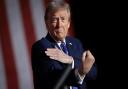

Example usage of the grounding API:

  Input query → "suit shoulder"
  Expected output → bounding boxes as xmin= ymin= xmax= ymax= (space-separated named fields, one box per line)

xmin=66 ymin=36 xmax=82 ymax=44
xmin=32 ymin=37 xmax=54 ymax=50
xmin=32 ymin=37 xmax=46 ymax=48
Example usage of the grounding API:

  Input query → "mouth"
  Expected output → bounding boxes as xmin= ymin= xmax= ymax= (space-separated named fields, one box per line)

xmin=55 ymin=29 xmax=63 ymax=33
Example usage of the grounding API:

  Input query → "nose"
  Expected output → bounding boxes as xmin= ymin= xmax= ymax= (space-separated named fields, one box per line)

xmin=56 ymin=19 xmax=62 ymax=28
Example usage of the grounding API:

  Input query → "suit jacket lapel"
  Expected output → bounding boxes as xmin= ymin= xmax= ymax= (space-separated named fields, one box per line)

xmin=66 ymin=37 xmax=75 ymax=57
xmin=45 ymin=34 xmax=58 ymax=48
xmin=45 ymin=34 xmax=75 ymax=55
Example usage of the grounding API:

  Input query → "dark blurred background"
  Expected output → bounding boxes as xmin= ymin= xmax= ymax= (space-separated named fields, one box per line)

xmin=69 ymin=0 xmax=127 ymax=89
xmin=69 ymin=1 xmax=104 ymax=89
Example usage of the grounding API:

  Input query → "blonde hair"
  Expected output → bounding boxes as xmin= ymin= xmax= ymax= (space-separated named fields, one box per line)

xmin=44 ymin=0 xmax=71 ymax=20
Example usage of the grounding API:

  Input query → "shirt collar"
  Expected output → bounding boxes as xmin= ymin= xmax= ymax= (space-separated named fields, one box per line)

xmin=57 ymin=39 xmax=66 ymax=47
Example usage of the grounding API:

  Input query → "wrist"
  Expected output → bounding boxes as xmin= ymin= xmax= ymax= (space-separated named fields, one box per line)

xmin=69 ymin=56 xmax=73 ymax=64
xmin=78 ymin=68 xmax=87 ymax=76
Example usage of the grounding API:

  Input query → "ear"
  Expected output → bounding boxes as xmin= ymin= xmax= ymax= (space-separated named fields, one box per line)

xmin=67 ymin=20 xmax=70 ymax=29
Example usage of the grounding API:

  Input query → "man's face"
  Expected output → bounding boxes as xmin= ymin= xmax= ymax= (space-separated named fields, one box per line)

xmin=46 ymin=9 xmax=70 ymax=41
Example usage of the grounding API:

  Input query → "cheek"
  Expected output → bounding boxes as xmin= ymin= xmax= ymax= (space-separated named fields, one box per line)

xmin=64 ymin=23 xmax=70 ymax=31
xmin=51 ymin=23 xmax=57 ymax=27
xmin=48 ymin=24 xmax=56 ymax=32
xmin=65 ymin=21 xmax=70 ymax=29
xmin=47 ymin=21 xmax=56 ymax=28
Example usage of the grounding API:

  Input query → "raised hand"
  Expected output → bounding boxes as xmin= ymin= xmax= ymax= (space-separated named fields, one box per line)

xmin=45 ymin=48 xmax=73 ymax=64
xmin=78 ymin=50 xmax=95 ymax=76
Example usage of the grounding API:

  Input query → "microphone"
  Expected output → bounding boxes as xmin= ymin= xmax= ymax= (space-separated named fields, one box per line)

xmin=54 ymin=64 xmax=72 ymax=89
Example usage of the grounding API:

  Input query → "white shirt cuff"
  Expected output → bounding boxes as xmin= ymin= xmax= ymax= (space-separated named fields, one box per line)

xmin=77 ymin=72 xmax=86 ymax=84
xmin=71 ymin=58 xmax=74 ymax=69
xmin=71 ymin=58 xmax=85 ymax=84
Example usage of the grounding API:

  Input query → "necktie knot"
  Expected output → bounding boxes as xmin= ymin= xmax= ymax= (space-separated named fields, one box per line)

xmin=60 ymin=42 xmax=68 ymax=54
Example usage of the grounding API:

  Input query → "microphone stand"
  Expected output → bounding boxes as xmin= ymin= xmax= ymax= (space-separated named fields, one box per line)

xmin=54 ymin=64 xmax=72 ymax=89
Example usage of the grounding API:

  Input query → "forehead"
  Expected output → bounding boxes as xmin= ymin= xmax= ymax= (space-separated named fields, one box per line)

xmin=48 ymin=8 xmax=69 ymax=17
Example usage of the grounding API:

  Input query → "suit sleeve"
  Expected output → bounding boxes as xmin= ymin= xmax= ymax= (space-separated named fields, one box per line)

xmin=31 ymin=42 xmax=74 ymax=88
xmin=66 ymin=39 xmax=97 ymax=86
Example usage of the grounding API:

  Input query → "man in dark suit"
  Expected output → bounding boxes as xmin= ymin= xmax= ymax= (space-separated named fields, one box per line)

xmin=31 ymin=1 xmax=97 ymax=89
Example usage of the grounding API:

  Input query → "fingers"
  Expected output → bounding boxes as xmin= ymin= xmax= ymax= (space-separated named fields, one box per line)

xmin=86 ymin=50 xmax=95 ymax=62
xmin=45 ymin=48 xmax=61 ymax=61
xmin=45 ymin=48 xmax=73 ymax=64
xmin=79 ymin=50 xmax=95 ymax=75
xmin=45 ymin=48 xmax=65 ymax=59
xmin=82 ymin=51 xmax=86 ymax=61
xmin=45 ymin=48 xmax=57 ymax=55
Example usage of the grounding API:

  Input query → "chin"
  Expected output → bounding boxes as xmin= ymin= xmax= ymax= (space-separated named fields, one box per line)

xmin=56 ymin=36 xmax=65 ymax=41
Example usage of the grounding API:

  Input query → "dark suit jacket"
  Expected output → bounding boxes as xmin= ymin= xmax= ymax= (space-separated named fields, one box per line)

xmin=31 ymin=34 xmax=97 ymax=89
